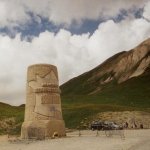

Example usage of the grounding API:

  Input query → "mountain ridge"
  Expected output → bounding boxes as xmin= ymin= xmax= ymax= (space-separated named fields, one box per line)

xmin=61 ymin=38 xmax=150 ymax=96
xmin=59 ymin=38 xmax=150 ymax=128
xmin=0 ymin=38 xmax=150 ymax=132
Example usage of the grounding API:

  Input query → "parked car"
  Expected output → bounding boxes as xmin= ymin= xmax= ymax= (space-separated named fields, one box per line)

xmin=103 ymin=121 xmax=123 ymax=130
xmin=90 ymin=121 xmax=104 ymax=131
xmin=90 ymin=121 xmax=123 ymax=131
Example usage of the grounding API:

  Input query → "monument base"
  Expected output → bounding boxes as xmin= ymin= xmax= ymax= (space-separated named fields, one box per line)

xmin=21 ymin=120 xmax=66 ymax=139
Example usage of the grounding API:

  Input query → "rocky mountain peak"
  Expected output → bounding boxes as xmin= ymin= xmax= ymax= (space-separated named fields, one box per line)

xmin=61 ymin=38 xmax=150 ymax=95
xmin=89 ymin=38 xmax=150 ymax=84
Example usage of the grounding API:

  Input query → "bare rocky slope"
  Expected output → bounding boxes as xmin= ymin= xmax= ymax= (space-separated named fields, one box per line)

xmin=61 ymin=38 xmax=150 ymax=95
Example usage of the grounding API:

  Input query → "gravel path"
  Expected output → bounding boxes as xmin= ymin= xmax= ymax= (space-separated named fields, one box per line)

xmin=0 ymin=129 xmax=149 ymax=150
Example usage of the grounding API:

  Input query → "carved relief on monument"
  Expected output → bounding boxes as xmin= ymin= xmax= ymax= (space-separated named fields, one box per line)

xmin=41 ymin=94 xmax=60 ymax=104
xmin=27 ymin=65 xmax=58 ymax=83
xmin=34 ymin=113 xmax=49 ymax=120
xmin=21 ymin=64 xmax=66 ymax=139
xmin=33 ymin=102 xmax=62 ymax=120
xmin=28 ymin=71 xmax=58 ymax=89
xmin=27 ymin=69 xmax=62 ymax=120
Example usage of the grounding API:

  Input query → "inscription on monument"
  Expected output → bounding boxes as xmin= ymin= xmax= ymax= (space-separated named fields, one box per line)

xmin=41 ymin=94 xmax=60 ymax=104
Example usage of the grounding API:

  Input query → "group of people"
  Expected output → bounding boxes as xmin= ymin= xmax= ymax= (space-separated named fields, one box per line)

xmin=123 ymin=121 xmax=143 ymax=129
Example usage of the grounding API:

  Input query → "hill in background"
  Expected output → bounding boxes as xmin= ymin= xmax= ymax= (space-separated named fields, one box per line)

xmin=0 ymin=102 xmax=24 ymax=135
xmin=61 ymin=38 xmax=150 ymax=128
xmin=0 ymin=38 xmax=150 ymax=134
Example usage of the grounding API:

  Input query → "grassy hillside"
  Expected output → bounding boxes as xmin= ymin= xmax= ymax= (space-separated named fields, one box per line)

xmin=60 ymin=37 xmax=150 ymax=128
xmin=0 ymin=102 xmax=24 ymax=135
xmin=0 ymin=70 xmax=149 ymax=134
xmin=0 ymin=39 xmax=150 ymax=134
xmin=61 ymin=68 xmax=150 ymax=128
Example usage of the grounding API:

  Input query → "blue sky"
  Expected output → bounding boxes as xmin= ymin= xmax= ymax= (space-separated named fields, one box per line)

xmin=0 ymin=5 xmax=145 ymax=37
xmin=0 ymin=0 xmax=150 ymax=105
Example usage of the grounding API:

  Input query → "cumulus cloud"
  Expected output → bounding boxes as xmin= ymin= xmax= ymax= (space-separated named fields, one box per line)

xmin=0 ymin=11 xmax=150 ymax=105
xmin=0 ymin=0 xmax=148 ymax=28
xmin=143 ymin=1 xmax=150 ymax=20
xmin=0 ymin=0 xmax=30 ymax=28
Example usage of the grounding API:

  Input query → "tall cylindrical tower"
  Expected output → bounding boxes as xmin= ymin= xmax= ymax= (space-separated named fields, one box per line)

xmin=21 ymin=64 xmax=66 ymax=139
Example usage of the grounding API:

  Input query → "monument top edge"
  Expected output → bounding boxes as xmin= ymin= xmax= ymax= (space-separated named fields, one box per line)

xmin=28 ymin=64 xmax=57 ymax=69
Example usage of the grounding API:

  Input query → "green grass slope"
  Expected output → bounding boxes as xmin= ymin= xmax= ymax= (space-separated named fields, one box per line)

xmin=0 ymin=40 xmax=150 ymax=133
xmin=60 ymin=39 xmax=150 ymax=128
xmin=61 ymin=67 xmax=150 ymax=128
xmin=0 ymin=69 xmax=149 ymax=134
xmin=0 ymin=102 xmax=24 ymax=135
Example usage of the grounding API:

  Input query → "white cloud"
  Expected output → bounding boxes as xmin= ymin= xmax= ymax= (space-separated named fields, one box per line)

xmin=0 ymin=11 xmax=150 ymax=105
xmin=0 ymin=0 xmax=148 ymax=28
xmin=0 ymin=0 xmax=30 ymax=28
xmin=143 ymin=1 xmax=150 ymax=20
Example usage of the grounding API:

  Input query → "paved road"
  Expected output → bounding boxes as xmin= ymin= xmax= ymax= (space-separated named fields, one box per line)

xmin=128 ymin=139 xmax=150 ymax=150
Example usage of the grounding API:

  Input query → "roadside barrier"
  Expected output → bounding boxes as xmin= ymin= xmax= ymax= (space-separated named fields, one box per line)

xmin=67 ymin=129 xmax=125 ymax=139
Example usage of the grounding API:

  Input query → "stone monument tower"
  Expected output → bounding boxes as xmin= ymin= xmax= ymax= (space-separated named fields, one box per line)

xmin=21 ymin=64 xmax=66 ymax=139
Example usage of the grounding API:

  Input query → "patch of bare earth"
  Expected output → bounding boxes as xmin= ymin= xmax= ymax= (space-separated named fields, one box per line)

xmin=95 ymin=111 xmax=150 ymax=128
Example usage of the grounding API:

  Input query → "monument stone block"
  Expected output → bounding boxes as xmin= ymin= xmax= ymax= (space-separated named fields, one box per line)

xmin=21 ymin=64 xmax=66 ymax=139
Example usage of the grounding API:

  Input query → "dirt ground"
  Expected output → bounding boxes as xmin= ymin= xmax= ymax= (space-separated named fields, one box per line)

xmin=95 ymin=111 xmax=150 ymax=129
xmin=0 ymin=129 xmax=149 ymax=150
